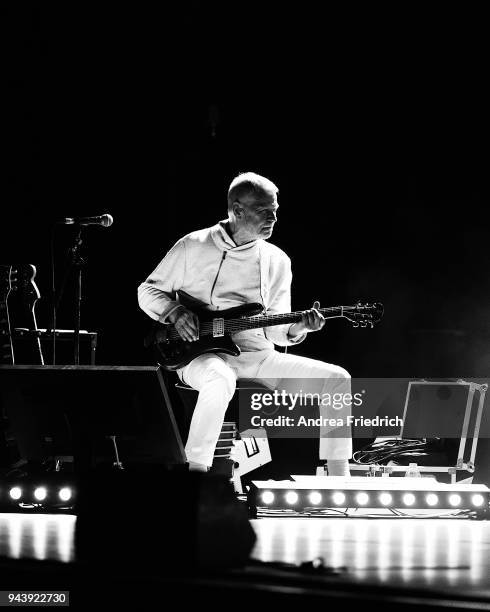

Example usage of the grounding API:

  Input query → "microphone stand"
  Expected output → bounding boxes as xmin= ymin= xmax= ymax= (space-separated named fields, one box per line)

xmin=71 ymin=228 xmax=85 ymax=365
xmin=52 ymin=227 xmax=86 ymax=365
xmin=51 ymin=217 xmax=110 ymax=365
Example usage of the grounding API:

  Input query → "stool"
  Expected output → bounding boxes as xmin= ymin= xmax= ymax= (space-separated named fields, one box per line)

xmin=214 ymin=422 xmax=237 ymax=460
xmin=212 ymin=421 xmax=238 ymax=478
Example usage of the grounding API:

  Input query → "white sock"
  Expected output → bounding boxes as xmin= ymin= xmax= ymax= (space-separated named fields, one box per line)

xmin=326 ymin=459 xmax=350 ymax=477
xmin=188 ymin=461 xmax=209 ymax=472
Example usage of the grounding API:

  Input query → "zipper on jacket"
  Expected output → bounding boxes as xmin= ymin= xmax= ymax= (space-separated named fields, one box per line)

xmin=210 ymin=251 xmax=227 ymax=305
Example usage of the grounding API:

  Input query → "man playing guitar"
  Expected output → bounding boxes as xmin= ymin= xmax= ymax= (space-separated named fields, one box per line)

xmin=138 ymin=172 xmax=352 ymax=475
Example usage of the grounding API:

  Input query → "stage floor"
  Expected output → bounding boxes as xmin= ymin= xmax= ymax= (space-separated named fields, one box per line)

xmin=0 ymin=512 xmax=489 ymax=604
xmin=0 ymin=513 xmax=75 ymax=563
xmin=250 ymin=516 xmax=490 ymax=594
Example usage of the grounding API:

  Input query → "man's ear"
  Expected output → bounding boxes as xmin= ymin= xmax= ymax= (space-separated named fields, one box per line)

xmin=232 ymin=201 xmax=243 ymax=218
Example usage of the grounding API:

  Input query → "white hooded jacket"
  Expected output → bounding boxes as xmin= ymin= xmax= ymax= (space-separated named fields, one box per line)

xmin=137 ymin=221 xmax=306 ymax=352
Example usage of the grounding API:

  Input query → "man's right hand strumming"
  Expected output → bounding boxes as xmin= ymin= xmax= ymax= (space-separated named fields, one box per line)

xmin=168 ymin=305 xmax=200 ymax=342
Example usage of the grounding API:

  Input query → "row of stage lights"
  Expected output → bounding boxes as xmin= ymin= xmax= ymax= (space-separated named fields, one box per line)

xmin=1 ymin=485 xmax=74 ymax=507
xmin=256 ymin=490 xmax=488 ymax=510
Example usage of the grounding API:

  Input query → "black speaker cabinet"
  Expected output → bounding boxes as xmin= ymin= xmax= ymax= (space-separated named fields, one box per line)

xmin=75 ymin=470 xmax=256 ymax=572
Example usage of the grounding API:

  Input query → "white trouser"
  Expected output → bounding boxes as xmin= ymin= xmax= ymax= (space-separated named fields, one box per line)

xmin=178 ymin=349 xmax=353 ymax=468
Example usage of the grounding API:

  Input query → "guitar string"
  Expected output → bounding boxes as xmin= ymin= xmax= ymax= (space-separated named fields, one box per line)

xmin=166 ymin=306 xmax=376 ymax=339
xmin=169 ymin=307 xmax=375 ymax=336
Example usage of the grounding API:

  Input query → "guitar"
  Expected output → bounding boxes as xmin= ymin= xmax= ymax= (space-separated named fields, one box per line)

xmin=0 ymin=265 xmax=15 ymax=363
xmin=147 ymin=292 xmax=384 ymax=371
xmin=0 ymin=264 xmax=44 ymax=365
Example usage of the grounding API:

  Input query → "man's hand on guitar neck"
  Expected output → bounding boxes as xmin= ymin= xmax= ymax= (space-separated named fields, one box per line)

xmin=168 ymin=305 xmax=200 ymax=342
xmin=288 ymin=300 xmax=325 ymax=340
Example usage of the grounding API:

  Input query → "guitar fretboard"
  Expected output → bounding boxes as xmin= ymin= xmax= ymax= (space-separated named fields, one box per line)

xmin=167 ymin=306 xmax=357 ymax=340
xmin=219 ymin=306 xmax=347 ymax=334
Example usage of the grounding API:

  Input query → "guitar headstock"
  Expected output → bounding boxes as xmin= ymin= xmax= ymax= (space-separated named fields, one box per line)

xmin=0 ymin=264 xmax=39 ymax=302
xmin=343 ymin=302 xmax=384 ymax=328
xmin=16 ymin=264 xmax=40 ymax=300
xmin=0 ymin=265 xmax=15 ymax=301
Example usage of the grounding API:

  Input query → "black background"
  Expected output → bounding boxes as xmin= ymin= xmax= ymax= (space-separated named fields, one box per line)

xmin=2 ymin=4 xmax=490 ymax=477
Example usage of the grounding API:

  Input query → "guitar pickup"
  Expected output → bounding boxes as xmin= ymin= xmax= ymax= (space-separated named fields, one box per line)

xmin=212 ymin=317 xmax=225 ymax=337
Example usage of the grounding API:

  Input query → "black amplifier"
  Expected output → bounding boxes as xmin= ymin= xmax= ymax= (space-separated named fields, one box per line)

xmin=13 ymin=328 xmax=98 ymax=365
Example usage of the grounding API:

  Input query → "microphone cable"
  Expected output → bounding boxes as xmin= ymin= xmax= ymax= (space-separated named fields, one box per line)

xmin=352 ymin=438 xmax=428 ymax=465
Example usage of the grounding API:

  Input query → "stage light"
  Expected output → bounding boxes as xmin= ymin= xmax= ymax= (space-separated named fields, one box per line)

xmin=426 ymin=493 xmax=439 ymax=506
xmin=379 ymin=493 xmax=393 ymax=506
xmin=471 ymin=494 xmax=485 ymax=507
xmin=332 ymin=492 xmax=346 ymax=505
xmin=356 ymin=492 xmax=369 ymax=506
xmin=34 ymin=487 xmax=48 ymax=501
xmin=59 ymin=487 xmax=73 ymax=502
xmin=309 ymin=491 xmax=322 ymax=505
xmin=285 ymin=491 xmax=298 ymax=505
xmin=0 ymin=474 xmax=77 ymax=512
xmin=402 ymin=493 xmax=415 ymax=506
xmin=261 ymin=491 xmax=274 ymax=505
xmin=248 ymin=479 xmax=490 ymax=518
xmin=9 ymin=487 xmax=22 ymax=500
xmin=449 ymin=494 xmax=462 ymax=507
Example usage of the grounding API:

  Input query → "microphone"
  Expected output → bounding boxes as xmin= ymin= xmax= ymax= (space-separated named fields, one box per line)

xmin=61 ymin=214 xmax=114 ymax=227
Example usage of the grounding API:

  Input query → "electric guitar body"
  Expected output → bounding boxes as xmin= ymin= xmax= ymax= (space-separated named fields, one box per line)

xmin=148 ymin=300 xmax=265 ymax=370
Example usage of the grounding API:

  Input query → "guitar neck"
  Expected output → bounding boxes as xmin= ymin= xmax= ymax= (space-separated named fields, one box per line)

xmin=167 ymin=306 xmax=347 ymax=340
xmin=222 ymin=306 xmax=346 ymax=334
xmin=0 ymin=299 xmax=14 ymax=364
xmin=162 ymin=300 xmax=382 ymax=344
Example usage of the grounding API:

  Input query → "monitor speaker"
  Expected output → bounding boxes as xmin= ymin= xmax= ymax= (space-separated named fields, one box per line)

xmin=0 ymin=365 xmax=186 ymax=470
xmin=75 ymin=469 xmax=256 ymax=571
